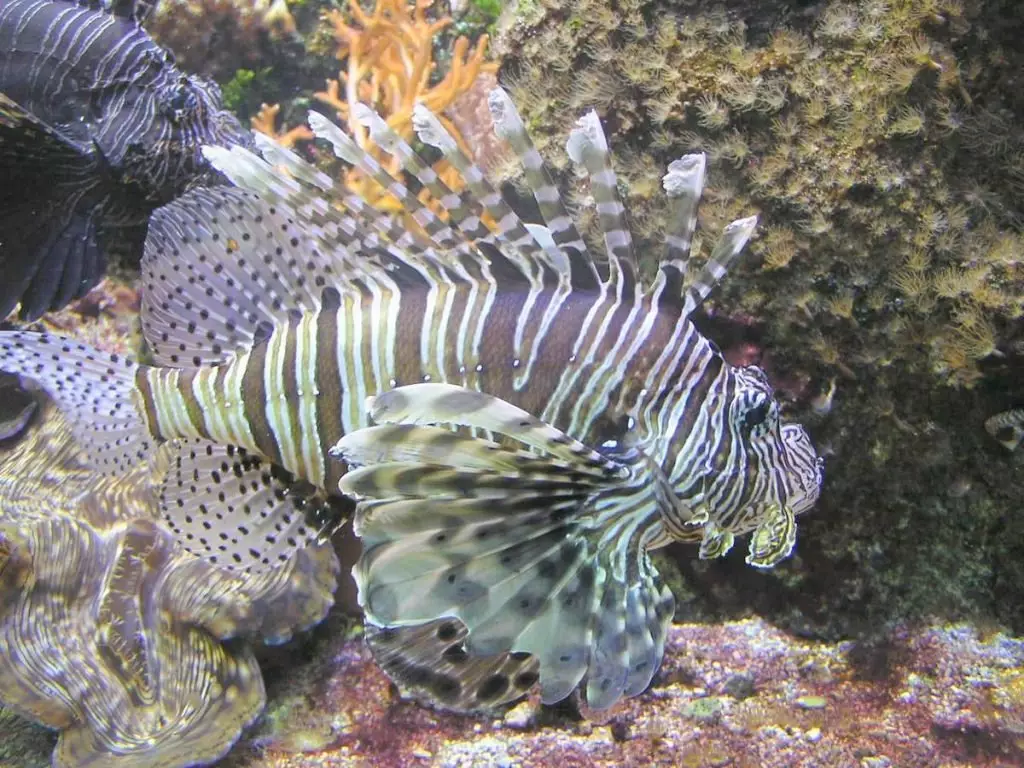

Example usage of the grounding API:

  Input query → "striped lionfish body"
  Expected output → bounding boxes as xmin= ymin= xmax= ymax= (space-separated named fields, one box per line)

xmin=0 ymin=89 xmax=823 ymax=712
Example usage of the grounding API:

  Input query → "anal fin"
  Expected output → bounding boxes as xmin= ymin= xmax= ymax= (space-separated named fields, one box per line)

xmin=159 ymin=439 xmax=349 ymax=572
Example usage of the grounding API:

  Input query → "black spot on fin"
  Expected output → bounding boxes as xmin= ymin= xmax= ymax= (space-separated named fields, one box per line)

xmin=159 ymin=439 xmax=350 ymax=572
xmin=365 ymin=619 xmax=539 ymax=713
xmin=339 ymin=386 xmax=676 ymax=709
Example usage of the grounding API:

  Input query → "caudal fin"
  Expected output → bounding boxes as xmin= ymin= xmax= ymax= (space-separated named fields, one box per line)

xmin=0 ymin=331 xmax=152 ymax=473
xmin=334 ymin=383 xmax=676 ymax=710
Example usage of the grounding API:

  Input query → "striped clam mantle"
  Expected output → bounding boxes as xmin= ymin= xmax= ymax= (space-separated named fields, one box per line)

xmin=0 ymin=88 xmax=823 ymax=712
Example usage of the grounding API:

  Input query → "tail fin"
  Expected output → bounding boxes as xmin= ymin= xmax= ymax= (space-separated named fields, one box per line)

xmin=334 ymin=383 xmax=676 ymax=710
xmin=0 ymin=331 xmax=152 ymax=473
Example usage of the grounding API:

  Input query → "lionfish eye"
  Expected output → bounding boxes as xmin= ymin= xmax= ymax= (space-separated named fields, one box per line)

xmin=167 ymin=83 xmax=199 ymax=123
xmin=743 ymin=401 xmax=772 ymax=431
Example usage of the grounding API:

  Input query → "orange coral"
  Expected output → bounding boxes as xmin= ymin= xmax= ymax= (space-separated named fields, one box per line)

xmin=254 ymin=0 xmax=496 ymax=213
xmin=251 ymin=103 xmax=314 ymax=149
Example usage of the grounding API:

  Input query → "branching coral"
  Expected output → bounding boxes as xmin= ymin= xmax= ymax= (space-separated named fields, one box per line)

xmin=251 ymin=102 xmax=314 ymax=149
xmin=255 ymin=0 xmax=497 ymax=212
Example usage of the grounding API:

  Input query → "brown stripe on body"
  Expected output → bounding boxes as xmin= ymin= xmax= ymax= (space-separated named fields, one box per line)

xmin=389 ymin=266 xmax=430 ymax=386
xmin=661 ymin=349 xmax=725 ymax=473
xmin=174 ymin=368 xmax=208 ymax=435
xmin=582 ymin=288 xmax=635 ymax=372
xmin=475 ymin=286 xmax=531 ymax=399
xmin=609 ymin=301 xmax=684 ymax=417
xmin=443 ymin=278 xmax=472 ymax=373
xmin=514 ymin=288 xmax=603 ymax=425
xmin=241 ymin=336 xmax=280 ymax=464
xmin=134 ymin=367 xmax=164 ymax=440
xmin=315 ymin=306 xmax=347 ymax=489
xmin=422 ymin=277 xmax=454 ymax=383
xmin=279 ymin=318 xmax=306 ymax=473
xmin=629 ymin=301 xmax=685 ymax=389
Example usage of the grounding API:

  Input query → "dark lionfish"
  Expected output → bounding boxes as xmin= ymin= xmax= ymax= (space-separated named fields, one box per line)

xmin=0 ymin=0 xmax=251 ymax=320
xmin=0 ymin=89 xmax=823 ymax=712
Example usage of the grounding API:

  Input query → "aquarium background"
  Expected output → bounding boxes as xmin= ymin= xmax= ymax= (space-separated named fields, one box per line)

xmin=1 ymin=0 xmax=1022 ymax=765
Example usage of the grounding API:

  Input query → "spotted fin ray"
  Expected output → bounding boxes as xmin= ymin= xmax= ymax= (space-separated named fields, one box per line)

xmin=366 ymin=618 xmax=540 ymax=712
xmin=334 ymin=383 xmax=676 ymax=709
xmin=158 ymin=439 xmax=349 ymax=571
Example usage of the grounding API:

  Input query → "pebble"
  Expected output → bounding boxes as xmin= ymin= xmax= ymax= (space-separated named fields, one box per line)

xmin=681 ymin=695 xmax=728 ymax=723
xmin=723 ymin=673 xmax=757 ymax=700
xmin=795 ymin=694 xmax=828 ymax=710
xmin=502 ymin=701 xmax=536 ymax=730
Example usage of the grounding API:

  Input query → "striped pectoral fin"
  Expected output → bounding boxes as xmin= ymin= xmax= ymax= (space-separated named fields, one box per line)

xmin=159 ymin=439 xmax=348 ymax=573
xmin=336 ymin=385 xmax=676 ymax=709
xmin=584 ymin=540 xmax=676 ymax=709
xmin=359 ymin=383 xmax=628 ymax=481
xmin=365 ymin=619 xmax=540 ymax=713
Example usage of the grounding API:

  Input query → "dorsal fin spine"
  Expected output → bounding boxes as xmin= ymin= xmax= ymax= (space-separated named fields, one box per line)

xmin=565 ymin=110 xmax=638 ymax=295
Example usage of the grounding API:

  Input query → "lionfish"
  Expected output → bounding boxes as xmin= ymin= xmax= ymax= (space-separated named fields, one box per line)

xmin=0 ymin=0 xmax=251 ymax=320
xmin=0 ymin=88 xmax=823 ymax=712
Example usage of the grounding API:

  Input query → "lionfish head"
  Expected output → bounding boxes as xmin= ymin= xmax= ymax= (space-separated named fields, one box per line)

xmin=683 ymin=364 xmax=823 ymax=568
xmin=125 ymin=74 xmax=253 ymax=201
xmin=727 ymin=365 xmax=823 ymax=516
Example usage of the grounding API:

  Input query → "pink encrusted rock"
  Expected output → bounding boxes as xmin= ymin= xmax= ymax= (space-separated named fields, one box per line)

xmin=223 ymin=618 xmax=1024 ymax=767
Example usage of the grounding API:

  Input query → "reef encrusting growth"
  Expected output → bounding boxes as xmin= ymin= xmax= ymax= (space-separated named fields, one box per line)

xmin=495 ymin=0 xmax=1022 ymax=388
xmin=490 ymin=0 xmax=1024 ymax=641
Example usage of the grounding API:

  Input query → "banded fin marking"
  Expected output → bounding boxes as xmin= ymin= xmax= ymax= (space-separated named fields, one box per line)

xmin=745 ymin=503 xmax=797 ymax=568
xmin=566 ymin=110 xmax=637 ymax=291
xmin=310 ymin=110 xmax=460 ymax=250
xmin=411 ymin=102 xmax=568 ymax=281
xmin=159 ymin=439 xmax=347 ymax=571
xmin=336 ymin=384 xmax=675 ymax=709
xmin=354 ymin=104 xmax=492 ymax=248
xmin=205 ymin=133 xmax=419 ymax=272
xmin=655 ymin=153 xmax=758 ymax=316
xmin=366 ymin=619 xmax=540 ymax=712
xmin=352 ymin=104 xmax=480 ymax=254
xmin=0 ymin=331 xmax=150 ymax=473
xmin=681 ymin=214 xmax=759 ymax=317
xmin=658 ymin=154 xmax=706 ymax=302
xmin=486 ymin=89 xmax=595 ymax=278
xmin=697 ymin=520 xmax=735 ymax=561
